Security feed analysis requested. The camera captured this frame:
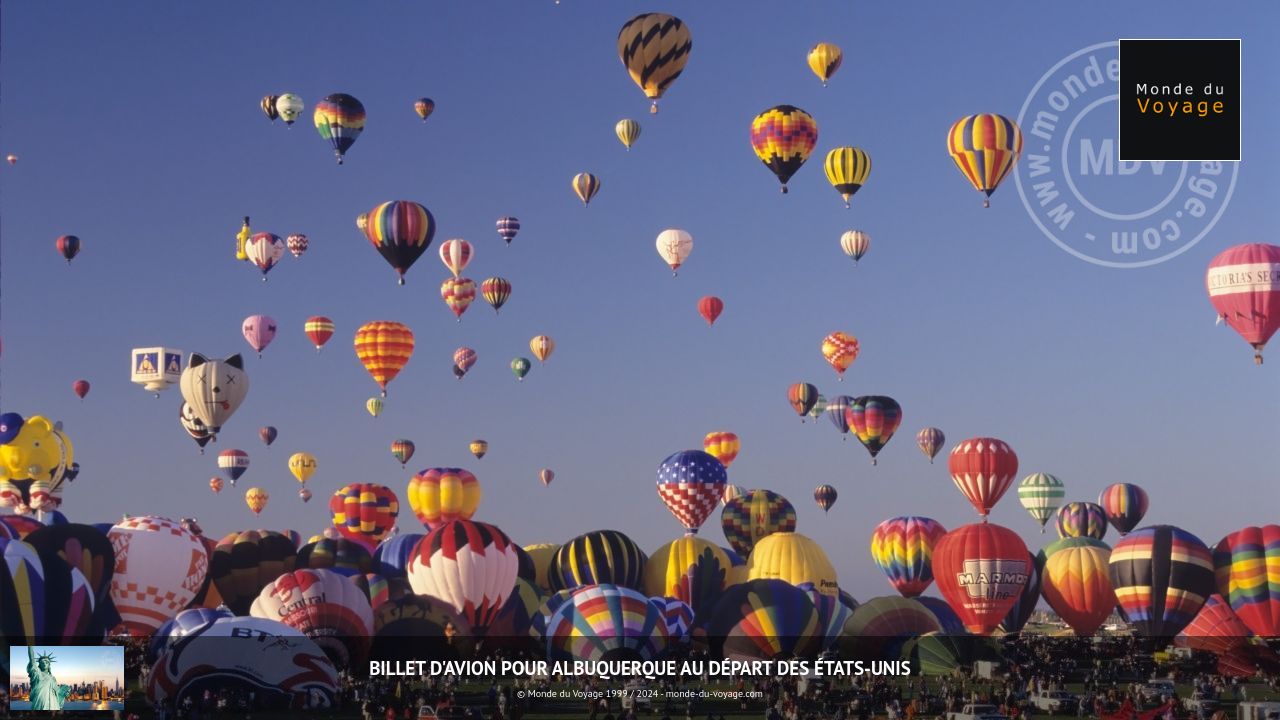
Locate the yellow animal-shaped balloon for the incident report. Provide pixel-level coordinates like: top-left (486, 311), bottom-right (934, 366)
top-left (0, 415), bottom-right (74, 486)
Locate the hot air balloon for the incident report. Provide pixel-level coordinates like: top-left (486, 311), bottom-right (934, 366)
top-left (916, 427), bottom-right (945, 463)
top-left (847, 395), bottom-right (902, 465)
top-left (414, 97), bottom-right (435, 121)
top-left (241, 315), bottom-right (277, 358)
top-left (108, 516), bottom-right (208, 635)
top-left (298, 487), bottom-right (312, 503)
top-left (71, 380), bottom-right (90, 400)
top-left (453, 347), bottom-right (477, 379)
top-left (1205, 244), bottom-right (1280, 363)
top-left (720, 489), bottom-right (797, 558)
top-left (297, 537), bottom-right (372, 578)
top-left (813, 485), bottom-right (837, 513)
top-left (697, 296), bottom-right (723, 326)
top-left (209, 477), bottom-right (222, 494)
top-left (354, 321), bottom-right (414, 396)
top-left (824, 395), bottom-right (852, 437)
top-left (998, 551), bottom-right (1044, 634)
top-left (179, 353), bottom-right (250, 437)
top-left (549, 530), bottom-right (647, 592)
top-left (218, 449), bottom-right (250, 483)
top-left (406, 468), bottom-right (481, 531)
top-left (702, 431), bottom-right (739, 468)
top-left (1056, 502), bottom-right (1108, 540)
top-left (750, 105), bottom-right (818, 193)
top-left (0, 536), bottom-right (100, 642)
top-left (179, 403), bottom-right (212, 454)
top-left (807, 42), bottom-right (842, 86)
top-left (617, 13), bottom-right (691, 114)
top-left (1179, 594), bottom-right (1255, 655)
top-left (656, 228), bottom-right (693, 275)
top-left (481, 277), bottom-right (512, 313)
top-left (366, 397), bottom-right (383, 418)
top-left (824, 147), bottom-right (871, 208)
top-left (869, 516), bottom-right (947, 598)
top-left (390, 440), bottom-right (415, 468)
top-left (259, 426), bottom-right (276, 446)
top-left (529, 335), bottom-right (555, 363)
top-left (1213, 525), bottom-right (1280, 638)
top-left (1017, 473), bottom-right (1065, 532)
top-left (1039, 537), bottom-right (1116, 636)
top-left (932, 522), bottom-right (1030, 635)
top-left (438, 238), bottom-right (473, 278)
top-left (363, 200), bottom-right (435, 285)
top-left (787, 382), bottom-right (819, 421)
top-left (947, 114), bottom-right (1023, 207)
top-left (511, 357), bottom-right (531, 381)
top-left (542, 583), bottom-right (670, 661)
top-left (24, 522), bottom-right (122, 635)
top-left (948, 437), bottom-right (1019, 518)
top-left (440, 277), bottom-right (476, 320)
top-left (616, 119), bottom-right (641, 149)
top-left (313, 93), bottom-right (365, 164)
top-left (496, 216), bottom-right (520, 245)
top-left (1097, 483), bottom-right (1149, 536)
top-left (287, 452), bottom-right (316, 484)
top-left (840, 230), bottom-right (870, 264)
top-left (656, 450), bottom-right (727, 535)
top-left (208, 530), bottom-right (298, 615)
top-left (644, 536), bottom-right (730, 618)
top-left (808, 395), bottom-right (828, 422)
top-left (276, 93), bottom-right (304, 125)
top-left (820, 332), bottom-right (859, 380)
top-left (406, 520), bottom-right (519, 631)
top-left (839, 597), bottom-right (942, 662)
top-left (1110, 525), bottom-right (1215, 637)
top-left (302, 316), bottom-right (334, 352)
top-left (285, 233), bottom-right (308, 258)
top-left (55, 235), bottom-right (80, 264)
top-left (244, 232), bottom-right (285, 280)
top-left (329, 483), bottom-right (400, 552)
top-left (261, 95), bottom-right (279, 121)
top-left (538, 468), bottom-right (554, 487)
top-left (703, 579), bottom-right (821, 661)
top-left (469, 440), bottom-right (488, 459)
top-left (245, 487), bottom-right (269, 515)
top-left (249, 568), bottom-right (374, 666)
top-left (6, 154), bottom-right (17, 165)
top-left (148, 607), bottom-right (236, 664)
top-left (571, 173), bottom-right (600, 206)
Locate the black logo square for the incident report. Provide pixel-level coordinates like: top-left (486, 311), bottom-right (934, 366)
top-left (1119, 39), bottom-right (1240, 161)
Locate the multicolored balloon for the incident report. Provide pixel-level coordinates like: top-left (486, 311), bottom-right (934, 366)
top-left (656, 450), bottom-right (727, 536)
top-left (276, 94), bottom-right (304, 125)
top-left (825, 395), bottom-right (852, 437)
top-left (260, 95), bottom-right (278, 122)
top-left (1205, 244), bottom-right (1280, 363)
top-left (947, 113), bottom-right (1023, 207)
top-left (354, 321), bottom-right (414, 396)
top-left (244, 233), bottom-right (285, 280)
top-left (438, 238), bottom-right (473, 278)
top-left (932, 522), bottom-right (1030, 635)
top-left (1109, 525), bottom-right (1215, 637)
top-left (390, 439), bottom-right (415, 468)
top-left (440, 278), bottom-right (476, 320)
top-left (249, 568), bottom-right (373, 666)
top-left (720, 489), bottom-right (797, 558)
top-left (705, 579), bottom-right (820, 661)
top-left (948, 437), bottom-right (1018, 517)
top-left (543, 583), bottom-right (669, 661)
top-left (108, 516), bottom-right (208, 635)
top-left (1017, 473), bottom-right (1065, 532)
top-left (750, 105), bottom-right (818, 193)
top-left (813, 484), bottom-right (837, 513)
top-left (406, 468), bottom-right (481, 531)
top-left (259, 426), bottom-right (277, 446)
top-left (363, 201), bottom-right (435, 285)
top-left (414, 98), bottom-right (435, 122)
top-left (304, 316), bottom-right (334, 351)
top-left (847, 396), bottom-right (902, 465)
top-left (807, 42), bottom-right (842, 86)
top-left (1039, 537), bottom-right (1116, 636)
top-left (869, 516), bottom-right (946, 598)
top-left (469, 440), bottom-right (488, 459)
top-left (481, 277), bottom-right (512, 313)
top-left (209, 477), bottom-right (223, 494)
top-left (824, 147), bottom-right (871, 208)
top-left (820, 332), bottom-right (859, 380)
top-left (1097, 483), bottom-right (1149, 536)
top-left (702, 431), bottom-right (739, 468)
top-left (56, 235), bottom-right (81, 264)
top-left (643, 536), bottom-right (730, 617)
top-left (218, 449), bottom-right (250, 483)
top-left (549, 530), bottom-right (647, 592)
top-left (1212, 525), bottom-right (1280, 638)
top-left (787, 382), bottom-right (819, 420)
top-left (617, 13), bottom-right (691, 114)
top-left (916, 427), bottom-right (945, 463)
top-left (453, 347), bottom-right (477, 378)
top-left (245, 487), bottom-right (269, 515)
top-left (313, 93), bottom-right (365, 164)
top-left (1056, 502), bottom-right (1108, 540)
top-left (616, 119), bottom-right (641, 149)
top-left (496, 217), bottom-right (520, 245)
top-left (572, 173), bottom-right (600, 206)
top-left (285, 233), bottom-right (308, 258)
top-left (329, 483), bottom-right (400, 551)
top-left (539, 468), bottom-right (554, 487)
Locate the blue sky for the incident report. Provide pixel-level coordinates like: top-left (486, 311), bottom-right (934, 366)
top-left (9, 645), bottom-right (123, 686)
top-left (1, 2), bottom-right (1277, 601)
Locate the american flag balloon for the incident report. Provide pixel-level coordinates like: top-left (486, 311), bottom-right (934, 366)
top-left (655, 450), bottom-right (727, 535)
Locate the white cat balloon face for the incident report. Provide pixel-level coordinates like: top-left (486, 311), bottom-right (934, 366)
top-left (179, 353), bottom-right (250, 435)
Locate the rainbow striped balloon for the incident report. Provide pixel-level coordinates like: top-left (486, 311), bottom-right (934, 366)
top-left (869, 516), bottom-right (947, 598)
top-left (1098, 483), bottom-right (1149, 536)
top-left (1109, 525), bottom-right (1214, 637)
top-left (1056, 501), bottom-right (1108, 541)
top-left (1213, 525), bottom-right (1280, 638)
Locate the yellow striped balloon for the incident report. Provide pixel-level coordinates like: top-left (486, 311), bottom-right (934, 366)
top-left (530, 335), bottom-right (555, 363)
top-left (572, 173), bottom-right (601, 206)
top-left (824, 147), bottom-right (872, 208)
top-left (617, 13), bottom-right (692, 113)
top-left (947, 114), bottom-right (1023, 207)
top-left (406, 468), bottom-right (481, 531)
top-left (615, 119), bottom-right (641, 150)
top-left (807, 42), bottom-right (843, 86)
top-left (354, 321), bottom-right (414, 396)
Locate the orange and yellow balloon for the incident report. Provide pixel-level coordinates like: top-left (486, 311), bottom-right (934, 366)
top-left (530, 335), bottom-right (555, 363)
top-left (947, 114), bottom-right (1023, 207)
top-left (245, 487), bottom-right (269, 515)
top-left (702, 431), bottom-right (740, 468)
top-left (354, 321), bottom-right (414, 396)
top-left (406, 468), bottom-right (481, 531)
top-left (821, 332), bottom-right (860, 380)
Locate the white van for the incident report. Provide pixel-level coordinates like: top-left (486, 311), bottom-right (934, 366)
top-left (1237, 702), bottom-right (1280, 720)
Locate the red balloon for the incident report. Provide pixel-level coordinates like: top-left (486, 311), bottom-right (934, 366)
top-left (947, 437), bottom-right (1018, 517)
top-left (697, 296), bottom-right (724, 326)
top-left (1206, 243), bottom-right (1280, 364)
top-left (72, 380), bottom-right (90, 399)
top-left (932, 522), bottom-right (1030, 635)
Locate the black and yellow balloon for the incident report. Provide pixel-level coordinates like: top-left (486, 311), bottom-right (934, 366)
top-left (824, 147), bottom-right (871, 208)
top-left (548, 529), bottom-right (647, 592)
top-left (617, 13), bottom-right (691, 114)
top-left (807, 43), bottom-right (843, 86)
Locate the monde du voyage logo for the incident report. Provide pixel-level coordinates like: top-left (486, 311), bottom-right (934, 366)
top-left (1016, 40), bottom-right (1240, 268)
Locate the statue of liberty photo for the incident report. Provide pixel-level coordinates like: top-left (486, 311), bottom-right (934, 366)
top-left (27, 646), bottom-right (71, 710)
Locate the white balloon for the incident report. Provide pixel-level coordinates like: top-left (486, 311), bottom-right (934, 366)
top-left (655, 228), bottom-right (693, 274)
top-left (179, 353), bottom-right (250, 436)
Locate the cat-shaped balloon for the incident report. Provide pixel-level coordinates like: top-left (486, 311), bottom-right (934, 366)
top-left (179, 353), bottom-right (249, 437)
